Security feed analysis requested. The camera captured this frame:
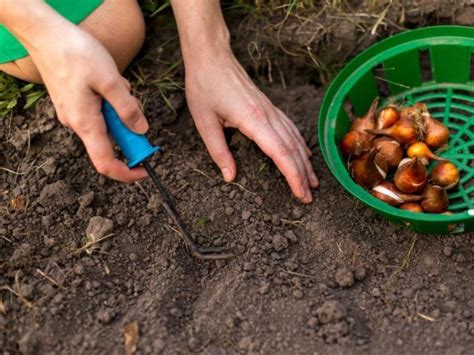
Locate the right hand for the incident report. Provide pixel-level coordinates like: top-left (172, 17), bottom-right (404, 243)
top-left (28, 23), bottom-right (149, 182)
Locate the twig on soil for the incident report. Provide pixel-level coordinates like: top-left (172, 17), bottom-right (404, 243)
top-left (417, 312), bottom-right (436, 322)
top-left (135, 181), bottom-right (151, 200)
top-left (193, 168), bottom-right (256, 195)
top-left (171, 182), bottom-right (190, 196)
top-left (1, 235), bottom-right (12, 243)
top-left (0, 272), bottom-right (33, 308)
top-left (371, 0), bottom-right (392, 35)
top-left (281, 218), bottom-right (304, 226)
top-left (35, 269), bottom-right (65, 290)
top-left (0, 298), bottom-right (5, 314)
top-left (386, 234), bottom-right (418, 287)
top-left (0, 166), bottom-right (26, 175)
top-left (75, 233), bottom-right (116, 255)
top-left (284, 270), bottom-right (316, 279)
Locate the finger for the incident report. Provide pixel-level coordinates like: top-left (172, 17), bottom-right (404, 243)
top-left (266, 113), bottom-right (313, 201)
top-left (76, 117), bottom-right (148, 183)
top-left (278, 109), bottom-right (312, 157)
top-left (93, 72), bottom-right (149, 134)
top-left (278, 112), bottom-right (319, 188)
top-left (239, 115), bottom-right (311, 203)
top-left (195, 114), bottom-right (237, 182)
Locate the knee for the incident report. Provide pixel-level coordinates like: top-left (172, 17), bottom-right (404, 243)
top-left (0, 58), bottom-right (43, 84)
top-left (81, 0), bottom-right (146, 73)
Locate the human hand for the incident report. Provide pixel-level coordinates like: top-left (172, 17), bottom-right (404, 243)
top-left (10, 4), bottom-right (149, 182)
top-left (185, 50), bottom-right (319, 203)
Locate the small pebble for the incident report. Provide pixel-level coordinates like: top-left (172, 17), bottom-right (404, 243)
top-left (443, 246), bottom-right (453, 257)
top-left (272, 234), bottom-right (288, 252)
top-left (292, 206), bottom-right (305, 220)
top-left (97, 309), bottom-right (114, 324)
top-left (354, 265), bottom-right (367, 281)
top-left (242, 210), bottom-right (251, 221)
top-left (293, 290), bottom-right (303, 299)
top-left (78, 191), bottom-right (95, 208)
top-left (284, 230), bottom-right (298, 243)
top-left (225, 207), bottom-right (234, 216)
top-left (129, 253), bottom-right (138, 262)
top-left (371, 287), bottom-right (381, 298)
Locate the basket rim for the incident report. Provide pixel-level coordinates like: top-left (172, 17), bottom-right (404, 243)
top-left (318, 25), bottom-right (474, 225)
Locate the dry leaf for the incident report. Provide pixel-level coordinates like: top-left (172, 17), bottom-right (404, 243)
top-left (0, 298), bottom-right (6, 315)
top-left (10, 195), bottom-right (27, 211)
top-left (123, 321), bottom-right (139, 355)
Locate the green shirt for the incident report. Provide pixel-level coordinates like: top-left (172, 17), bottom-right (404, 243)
top-left (0, 0), bottom-right (104, 64)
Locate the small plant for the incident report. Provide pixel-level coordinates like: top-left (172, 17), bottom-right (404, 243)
top-left (0, 73), bottom-right (45, 119)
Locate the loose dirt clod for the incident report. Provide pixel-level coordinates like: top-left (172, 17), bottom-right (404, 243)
top-left (335, 268), bottom-right (355, 288)
top-left (86, 217), bottom-right (114, 240)
top-left (39, 180), bottom-right (77, 207)
top-left (272, 234), bottom-right (288, 252)
top-left (317, 300), bottom-right (347, 324)
top-left (78, 191), bottom-right (95, 208)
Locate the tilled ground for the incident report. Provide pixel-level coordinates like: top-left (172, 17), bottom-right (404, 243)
top-left (1, 3), bottom-right (474, 355)
top-left (1, 82), bottom-right (473, 354)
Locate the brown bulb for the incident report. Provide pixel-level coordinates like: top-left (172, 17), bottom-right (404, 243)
top-left (431, 161), bottom-right (460, 190)
top-left (377, 105), bottom-right (399, 130)
top-left (340, 131), bottom-right (371, 157)
top-left (407, 142), bottom-right (445, 163)
top-left (394, 158), bottom-right (428, 193)
top-left (400, 202), bottom-right (424, 213)
top-left (366, 111), bottom-right (424, 145)
top-left (421, 184), bottom-right (449, 213)
top-left (424, 116), bottom-right (449, 148)
top-left (372, 137), bottom-right (403, 169)
top-left (351, 149), bottom-right (388, 189)
top-left (371, 181), bottom-right (424, 206)
top-left (350, 97), bottom-right (379, 134)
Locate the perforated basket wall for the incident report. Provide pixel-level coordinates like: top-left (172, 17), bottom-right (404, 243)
top-left (319, 26), bottom-right (474, 234)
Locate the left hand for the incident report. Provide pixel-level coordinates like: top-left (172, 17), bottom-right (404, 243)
top-left (184, 49), bottom-right (319, 204)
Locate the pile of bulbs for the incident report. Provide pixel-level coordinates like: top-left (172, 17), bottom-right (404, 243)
top-left (341, 98), bottom-right (460, 214)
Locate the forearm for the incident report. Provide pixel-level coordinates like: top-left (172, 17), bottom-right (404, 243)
top-left (0, 0), bottom-right (73, 54)
top-left (170, 0), bottom-right (231, 66)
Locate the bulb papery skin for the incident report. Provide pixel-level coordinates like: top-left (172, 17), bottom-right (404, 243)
top-left (377, 106), bottom-right (399, 130)
top-left (341, 131), bottom-right (371, 157)
top-left (366, 115), bottom-right (423, 145)
top-left (351, 149), bottom-right (388, 189)
top-left (431, 161), bottom-right (460, 190)
top-left (421, 184), bottom-right (449, 213)
top-left (371, 182), bottom-right (423, 206)
top-left (372, 137), bottom-right (403, 169)
top-left (394, 158), bottom-right (428, 194)
top-left (350, 97), bottom-right (379, 134)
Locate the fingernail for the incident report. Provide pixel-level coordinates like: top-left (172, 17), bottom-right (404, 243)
top-left (222, 168), bottom-right (232, 182)
top-left (134, 119), bottom-right (149, 134)
top-left (311, 172), bottom-right (320, 187)
top-left (300, 184), bottom-right (308, 200)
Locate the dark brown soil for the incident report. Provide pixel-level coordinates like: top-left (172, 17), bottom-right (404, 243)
top-left (1, 3), bottom-right (473, 355)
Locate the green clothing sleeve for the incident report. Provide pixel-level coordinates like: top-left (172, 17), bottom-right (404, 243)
top-left (0, 0), bottom-right (104, 64)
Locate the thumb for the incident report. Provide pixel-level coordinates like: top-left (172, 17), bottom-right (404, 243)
top-left (195, 116), bottom-right (237, 182)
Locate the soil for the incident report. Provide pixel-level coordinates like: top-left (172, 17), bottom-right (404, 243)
top-left (1, 3), bottom-right (473, 355)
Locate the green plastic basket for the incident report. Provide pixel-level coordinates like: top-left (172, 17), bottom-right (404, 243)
top-left (319, 26), bottom-right (474, 234)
